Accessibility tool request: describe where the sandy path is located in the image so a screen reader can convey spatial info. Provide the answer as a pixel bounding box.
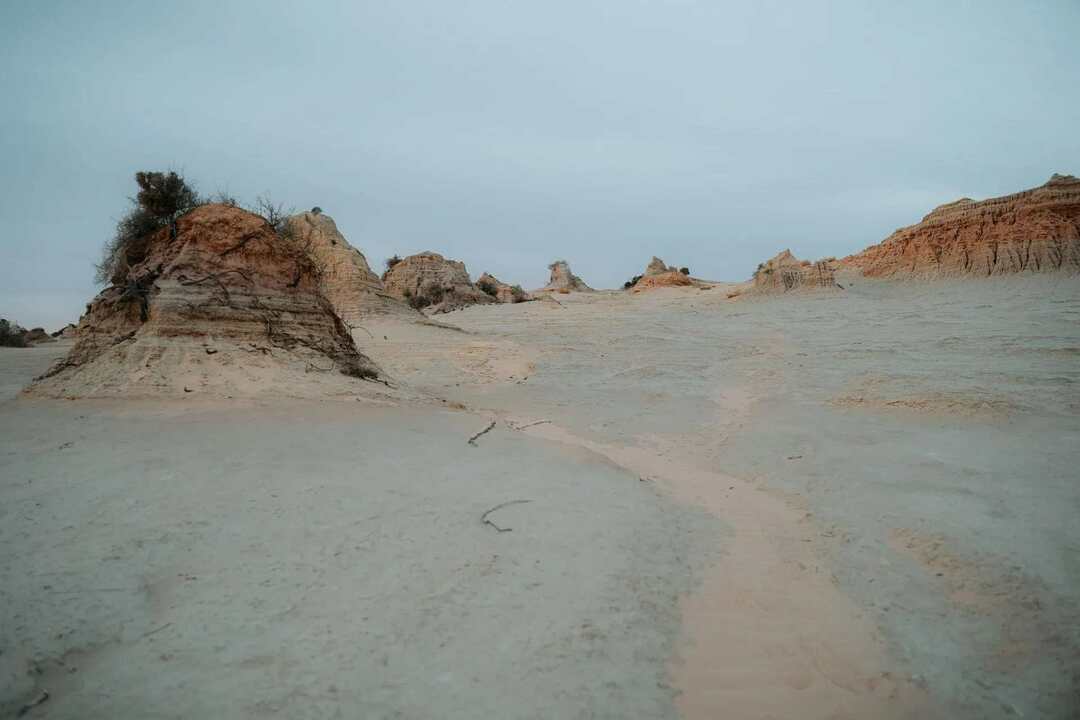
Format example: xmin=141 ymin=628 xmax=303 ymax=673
xmin=509 ymin=419 xmax=933 ymax=719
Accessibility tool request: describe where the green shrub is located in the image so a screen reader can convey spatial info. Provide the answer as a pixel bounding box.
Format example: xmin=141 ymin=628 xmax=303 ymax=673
xmin=96 ymin=171 xmax=202 ymax=285
xmin=0 ymin=319 xmax=28 ymax=347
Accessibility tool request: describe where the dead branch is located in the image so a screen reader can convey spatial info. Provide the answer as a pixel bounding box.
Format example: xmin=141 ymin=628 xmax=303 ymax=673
xmin=509 ymin=419 xmax=551 ymax=431
xmin=467 ymin=419 xmax=497 ymax=446
xmin=17 ymin=690 xmax=49 ymax=717
xmin=219 ymin=230 xmax=263 ymax=256
xmin=481 ymin=499 xmax=531 ymax=532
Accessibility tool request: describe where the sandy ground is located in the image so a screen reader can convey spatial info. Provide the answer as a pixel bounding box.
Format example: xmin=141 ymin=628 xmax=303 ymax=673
xmin=3 ymin=274 xmax=1079 ymax=718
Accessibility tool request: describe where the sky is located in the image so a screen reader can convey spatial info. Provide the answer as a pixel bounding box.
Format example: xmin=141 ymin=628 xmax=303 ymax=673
xmin=1 ymin=0 xmax=1078 ymax=329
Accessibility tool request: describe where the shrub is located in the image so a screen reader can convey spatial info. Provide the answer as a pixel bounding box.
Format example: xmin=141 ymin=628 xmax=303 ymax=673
xmin=254 ymin=195 xmax=294 ymax=237
xmin=623 ymin=274 xmax=643 ymax=289
xmin=385 ymin=255 xmax=402 ymax=272
xmin=96 ymin=171 xmax=202 ymax=285
xmin=476 ymin=278 xmax=499 ymax=297
xmin=679 ymin=267 xmax=690 ymax=275
xmin=0 ymin=319 xmax=28 ymax=347
xmin=509 ymin=284 xmax=527 ymax=302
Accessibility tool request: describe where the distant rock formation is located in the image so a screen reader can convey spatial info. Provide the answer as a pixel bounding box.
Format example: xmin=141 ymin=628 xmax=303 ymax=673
xmin=476 ymin=273 xmax=531 ymax=303
xmin=24 ymin=328 xmax=55 ymax=344
xmin=28 ymin=204 xmax=379 ymax=398
xmin=753 ymin=250 xmax=839 ymax=292
xmin=632 ymin=271 xmax=694 ymax=292
xmin=645 ymin=256 xmax=674 ymax=276
xmin=381 ymin=252 xmax=496 ymax=313
xmin=285 ymin=211 xmax=419 ymax=323
xmin=843 ymin=174 xmax=1080 ymax=277
xmin=542 ymin=260 xmax=593 ymax=292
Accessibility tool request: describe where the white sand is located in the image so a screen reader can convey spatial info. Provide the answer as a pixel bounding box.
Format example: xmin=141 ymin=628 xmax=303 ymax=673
xmin=2 ymin=274 xmax=1079 ymax=718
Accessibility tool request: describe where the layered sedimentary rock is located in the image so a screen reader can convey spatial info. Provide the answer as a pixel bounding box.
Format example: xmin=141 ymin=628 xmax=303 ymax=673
xmin=28 ymin=204 xmax=379 ymax=398
xmin=844 ymin=174 xmax=1080 ymax=277
xmin=285 ymin=211 xmax=419 ymax=323
xmin=629 ymin=256 xmax=695 ymax=292
xmin=753 ymin=250 xmax=838 ymax=292
xmin=476 ymin=273 xmax=531 ymax=303
xmin=542 ymin=260 xmax=593 ymax=292
xmin=381 ymin=252 xmax=496 ymax=313
xmin=632 ymin=271 xmax=694 ymax=292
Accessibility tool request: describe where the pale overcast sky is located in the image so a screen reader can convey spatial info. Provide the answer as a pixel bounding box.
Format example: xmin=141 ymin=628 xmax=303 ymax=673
xmin=2 ymin=0 xmax=1078 ymax=328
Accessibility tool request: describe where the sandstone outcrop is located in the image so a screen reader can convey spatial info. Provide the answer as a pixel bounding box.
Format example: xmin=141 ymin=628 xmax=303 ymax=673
xmin=542 ymin=260 xmax=593 ymax=292
xmin=645 ymin=256 xmax=674 ymax=276
xmin=843 ymin=174 xmax=1080 ymax=277
xmin=627 ymin=256 xmax=696 ymax=292
xmin=381 ymin=252 xmax=496 ymax=313
xmin=752 ymin=250 xmax=839 ymax=292
xmin=476 ymin=273 xmax=531 ymax=303
xmin=632 ymin=271 xmax=694 ymax=292
xmin=285 ymin=211 xmax=419 ymax=323
xmin=28 ymin=204 xmax=380 ymax=398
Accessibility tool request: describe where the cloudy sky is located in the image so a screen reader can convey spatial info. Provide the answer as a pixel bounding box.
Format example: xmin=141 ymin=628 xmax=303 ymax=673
xmin=2 ymin=0 xmax=1078 ymax=328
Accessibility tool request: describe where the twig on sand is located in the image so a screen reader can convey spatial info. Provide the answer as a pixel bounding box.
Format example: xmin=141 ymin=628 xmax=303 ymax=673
xmin=17 ymin=690 xmax=49 ymax=717
xmin=508 ymin=419 xmax=551 ymax=431
xmin=481 ymin=499 xmax=531 ymax=532
xmin=467 ymin=419 xmax=497 ymax=446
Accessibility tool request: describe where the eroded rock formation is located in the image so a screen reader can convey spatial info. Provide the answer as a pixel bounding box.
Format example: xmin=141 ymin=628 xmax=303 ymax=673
xmin=542 ymin=260 xmax=593 ymax=292
xmin=51 ymin=324 xmax=77 ymax=339
xmin=476 ymin=273 xmax=531 ymax=303
xmin=844 ymin=174 xmax=1080 ymax=277
xmin=24 ymin=328 xmax=55 ymax=344
xmin=627 ymin=256 xmax=696 ymax=292
xmin=753 ymin=250 xmax=838 ymax=292
xmin=632 ymin=271 xmax=694 ymax=292
xmin=285 ymin=211 xmax=419 ymax=323
xmin=381 ymin=252 xmax=496 ymax=313
xmin=28 ymin=204 xmax=379 ymax=398
xmin=645 ymin=256 xmax=674 ymax=276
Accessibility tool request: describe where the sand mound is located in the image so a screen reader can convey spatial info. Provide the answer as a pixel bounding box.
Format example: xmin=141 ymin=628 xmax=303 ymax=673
xmin=476 ymin=273 xmax=532 ymax=303
xmin=286 ymin=211 xmax=419 ymax=323
xmin=842 ymin=173 xmax=1080 ymax=277
xmin=542 ymin=260 xmax=593 ymax=292
xmin=27 ymin=204 xmax=380 ymax=399
xmin=381 ymin=252 xmax=496 ymax=313
xmin=751 ymin=250 xmax=839 ymax=293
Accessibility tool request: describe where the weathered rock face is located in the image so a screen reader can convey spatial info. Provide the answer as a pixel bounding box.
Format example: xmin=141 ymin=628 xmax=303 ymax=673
xmin=753 ymin=250 xmax=838 ymax=292
xmin=844 ymin=174 xmax=1080 ymax=277
xmin=645 ymin=256 xmax=674 ymax=276
xmin=381 ymin=252 xmax=496 ymax=313
xmin=542 ymin=260 xmax=593 ymax=292
xmin=476 ymin=273 xmax=531 ymax=303
xmin=51 ymin=324 xmax=77 ymax=339
xmin=632 ymin=271 xmax=693 ymax=292
xmin=285 ymin=211 xmax=419 ymax=323
xmin=28 ymin=204 xmax=379 ymax=398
